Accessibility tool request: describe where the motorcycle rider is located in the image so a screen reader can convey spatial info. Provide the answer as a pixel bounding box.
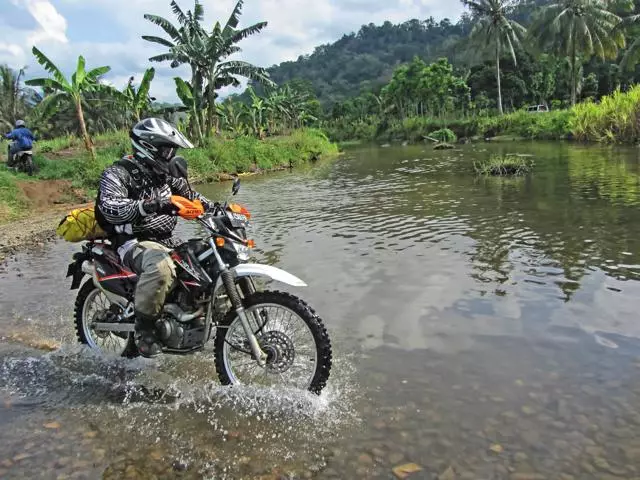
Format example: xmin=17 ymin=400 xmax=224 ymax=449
xmin=95 ymin=117 xmax=214 ymax=358
xmin=5 ymin=120 xmax=36 ymax=168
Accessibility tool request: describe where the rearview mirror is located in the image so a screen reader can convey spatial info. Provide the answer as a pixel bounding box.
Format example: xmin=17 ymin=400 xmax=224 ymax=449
xmin=232 ymin=177 xmax=240 ymax=196
xmin=169 ymin=156 xmax=188 ymax=179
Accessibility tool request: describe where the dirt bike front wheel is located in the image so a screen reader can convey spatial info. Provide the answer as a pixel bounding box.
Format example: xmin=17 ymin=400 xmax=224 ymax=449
xmin=214 ymin=290 xmax=332 ymax=394
xmin=74 ymin=280 xmax=137 ymax=358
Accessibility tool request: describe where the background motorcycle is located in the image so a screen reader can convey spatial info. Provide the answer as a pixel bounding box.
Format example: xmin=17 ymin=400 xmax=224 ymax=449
xmin=67 ymin=159 xmax=332 ymax=393
xmin=7 ymin=142 xmax=35 ymax=176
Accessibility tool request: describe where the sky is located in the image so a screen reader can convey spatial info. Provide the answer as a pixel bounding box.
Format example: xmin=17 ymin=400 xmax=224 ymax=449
xmin=0 ymin=0 xmax=465 ymax=102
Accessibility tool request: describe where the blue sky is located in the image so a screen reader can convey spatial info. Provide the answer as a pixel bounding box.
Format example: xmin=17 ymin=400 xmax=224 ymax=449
xmin=0 ymin=0 xmax=465 ymax=102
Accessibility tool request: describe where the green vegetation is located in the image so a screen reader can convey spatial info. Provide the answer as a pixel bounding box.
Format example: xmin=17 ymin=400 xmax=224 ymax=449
xmin=0 ymin=0 xmax=340 ymax=224
xmin=428 ymin=128 xmax=457 ymax=143
xmin=143 ymin=0 xmax=271 ymax=143
xmin=571 ymin=84 xmax=640 ymax=143
xmin=0 ymin=128 xmax=336 ymax=223
xmin=473 ymin=154 xmax=534 ymax=175
xmin=0 ymin=169 xmax=28 ymax=221
xmin=25 ymin=47 xmax=116 ymax=159
xmin=462 ymin=0 xmax=526 ymax=115
xmin=529 ymin=0 xmax=625 ymax=106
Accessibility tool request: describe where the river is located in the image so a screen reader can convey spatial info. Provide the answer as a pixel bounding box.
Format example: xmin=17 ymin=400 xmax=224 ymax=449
xmin=1 ymin=141 xmax=640 ymax=479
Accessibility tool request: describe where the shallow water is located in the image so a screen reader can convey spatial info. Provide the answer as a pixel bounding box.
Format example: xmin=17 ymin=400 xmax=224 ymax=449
xmin=2 ymin=141 xmax=640 ymax=479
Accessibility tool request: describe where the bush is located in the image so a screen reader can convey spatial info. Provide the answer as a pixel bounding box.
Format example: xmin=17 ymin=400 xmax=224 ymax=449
xmin=428 ymin=128 xmax=457 ymax=143
xmin=473 ymin=154 xmax=534 ymax=176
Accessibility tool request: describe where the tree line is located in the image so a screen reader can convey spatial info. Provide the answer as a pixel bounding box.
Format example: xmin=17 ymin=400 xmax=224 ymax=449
xmin=0 ymin=0 xmax=319 ymax=160
xmin=267 ymin=0 xmax=640 ymax=116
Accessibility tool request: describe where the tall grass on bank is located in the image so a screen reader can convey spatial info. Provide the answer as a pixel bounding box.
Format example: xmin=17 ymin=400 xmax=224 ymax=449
xmin=571 ymin=86 xmax=640 ymax=143
xmin=34 ymin=128 xmax=337 ymax=191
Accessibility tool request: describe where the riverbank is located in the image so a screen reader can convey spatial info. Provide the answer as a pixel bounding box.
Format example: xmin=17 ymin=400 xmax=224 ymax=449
xmin=325 ymin=85 xmax=640 ymax=145
xmin=0 ymin=128 xmax=337 ymax=221
xmin=0 ymin=128 xmax=338 ymax=255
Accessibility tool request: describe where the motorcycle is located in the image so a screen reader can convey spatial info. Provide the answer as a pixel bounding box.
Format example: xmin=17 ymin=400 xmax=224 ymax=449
xmin=7 ymin=143 xmax=35 ymax=176
xmin=66 ymin=159 xmax=332 ymax=393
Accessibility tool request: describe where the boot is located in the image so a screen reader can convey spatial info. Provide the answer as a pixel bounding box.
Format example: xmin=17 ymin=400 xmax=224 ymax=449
xmin=134 ymin=314 xmax=163 ymax=358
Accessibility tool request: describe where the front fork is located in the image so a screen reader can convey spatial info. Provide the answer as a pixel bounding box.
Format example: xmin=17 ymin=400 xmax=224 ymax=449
xmin=210 ymin=238 xmax=267 ymax=366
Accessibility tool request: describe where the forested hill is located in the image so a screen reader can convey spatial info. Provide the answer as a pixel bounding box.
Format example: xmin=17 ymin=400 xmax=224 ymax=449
xmin=263 ymin=0 xmax=552 ymax=106
xmin=265 ymin=17 xmax=472 ymax=105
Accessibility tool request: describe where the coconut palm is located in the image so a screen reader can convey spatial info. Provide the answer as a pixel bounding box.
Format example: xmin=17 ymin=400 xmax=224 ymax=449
xmin=618 ymin=11 xmax=640 ymax=71
xmin=529 ymin=0 xmax=624 ymax=105
xmin=25 ymin=47 xmax=112 ymax=159
xmin=0 ymin=65 xmax=40 ymax=130
xmin=461 ymin=0 xmax=526 ymax=114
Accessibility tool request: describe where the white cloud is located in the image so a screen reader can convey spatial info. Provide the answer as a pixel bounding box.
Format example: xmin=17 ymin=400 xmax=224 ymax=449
xmin=0 ymin=0 xmax=465 ymax=102
xmin=24 ymin=0 xmax=68 ymax=44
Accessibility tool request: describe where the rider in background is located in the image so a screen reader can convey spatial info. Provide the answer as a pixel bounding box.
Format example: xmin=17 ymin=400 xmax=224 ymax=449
xmin=5 ymin=120 xmax=36 ymax=167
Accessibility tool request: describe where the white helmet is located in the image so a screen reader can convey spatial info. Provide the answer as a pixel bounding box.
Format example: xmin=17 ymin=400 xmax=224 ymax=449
xmin=130 ymin=118 xmax=194 ymax=174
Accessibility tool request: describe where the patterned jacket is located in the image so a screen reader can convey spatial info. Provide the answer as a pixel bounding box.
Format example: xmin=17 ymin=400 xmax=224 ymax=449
xmin=96 ymin=155 xmax=213 ymax=249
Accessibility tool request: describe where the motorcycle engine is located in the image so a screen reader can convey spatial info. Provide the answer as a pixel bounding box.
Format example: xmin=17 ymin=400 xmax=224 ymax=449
xmin=155 ymin=312 xmax=184 ymax=349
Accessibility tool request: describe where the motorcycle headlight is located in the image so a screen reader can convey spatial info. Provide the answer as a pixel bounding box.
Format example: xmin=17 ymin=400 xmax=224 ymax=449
xmin=232 ymin=241 xmax=251 ymax=261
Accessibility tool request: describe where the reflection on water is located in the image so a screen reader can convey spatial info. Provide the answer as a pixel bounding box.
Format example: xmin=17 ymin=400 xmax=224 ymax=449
xmin=1 ymin=141 xmax=640 ymax=478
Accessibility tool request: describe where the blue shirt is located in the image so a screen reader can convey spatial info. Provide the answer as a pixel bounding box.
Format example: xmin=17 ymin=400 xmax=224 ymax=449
xmin=5 ymin=127 xmax=35 ymax=150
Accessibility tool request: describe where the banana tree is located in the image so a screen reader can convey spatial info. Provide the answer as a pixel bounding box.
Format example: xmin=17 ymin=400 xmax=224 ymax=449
xmin=244 ymin=86 xmax=266 ymax=137
xmin=190 ymin=0 xmax=273 ymax=135
xmin=143 ymin=1 xmax=207 ymax=133
xmin=174 ymin=77 xmax=203 ymax=144
xmin=217 ymin=101 xmax=245 ymax=135
xmin=25 ymin=47 xmax=112 ymax=159
xmin=264 ymin=87 xmax=292 ymax=134
xmin=120 ymin=68 xmax=156 ymax=122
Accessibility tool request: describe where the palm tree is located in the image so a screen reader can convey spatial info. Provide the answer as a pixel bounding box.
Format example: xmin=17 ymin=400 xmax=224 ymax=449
xmin=461 ymin=0 xmax=525 ymax=114
xmin=0 ymin=65 xmax=40 ymax=130
xmin=619 ymin=11 xmax=640 ymax=72
xmin=120 ymin=68 xmax=156 ymax=122
xmin=25 ymin=47 xmax=112 ymax=159
xmin=529 ymin=0 xmax=624 ymax=106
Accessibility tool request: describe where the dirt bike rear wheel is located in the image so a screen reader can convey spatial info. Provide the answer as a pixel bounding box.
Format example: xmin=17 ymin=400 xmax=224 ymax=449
xmin=214 ymin=290 xmax=332 ymax=394
xmin=74 ymin=280 xmax=138 ymax=358
xmin=25 ymin=156 xmax=34 ymax=176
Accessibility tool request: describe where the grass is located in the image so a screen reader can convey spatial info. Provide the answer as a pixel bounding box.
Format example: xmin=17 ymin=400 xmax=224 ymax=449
xmin=0 ymin=168 xmax=28 ymax=221
xmin=571 ymin=85 xmax=640 ymax=143
xmin=0 ymin=128 xmax=339 ymax=224
xmin=473 ymin=154 xmax=534 ymax=176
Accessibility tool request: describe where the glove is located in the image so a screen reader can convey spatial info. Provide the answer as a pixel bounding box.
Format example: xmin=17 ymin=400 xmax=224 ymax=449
xmin=141 ymin=198 xmax=176 ymax=216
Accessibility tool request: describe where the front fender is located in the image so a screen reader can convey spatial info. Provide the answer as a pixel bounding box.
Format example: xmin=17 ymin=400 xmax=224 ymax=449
xmin=215 ymin=263 xmax=308 ymax=292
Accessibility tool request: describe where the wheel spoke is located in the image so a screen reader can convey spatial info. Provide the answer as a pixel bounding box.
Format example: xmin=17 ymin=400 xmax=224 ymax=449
xmin=221 ymin=298 xmax=320 ymax=390
xmin=82 ymin=288 xmax=128 ymax=356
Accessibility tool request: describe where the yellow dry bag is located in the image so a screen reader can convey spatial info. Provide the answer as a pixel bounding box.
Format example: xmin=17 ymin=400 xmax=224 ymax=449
xmin=56 ymin=206 xmax=107 ymax=243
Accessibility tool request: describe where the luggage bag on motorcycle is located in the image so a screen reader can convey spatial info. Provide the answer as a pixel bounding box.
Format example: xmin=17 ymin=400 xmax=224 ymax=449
xmin=56 ymin=206 xmax=107 ymax=242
